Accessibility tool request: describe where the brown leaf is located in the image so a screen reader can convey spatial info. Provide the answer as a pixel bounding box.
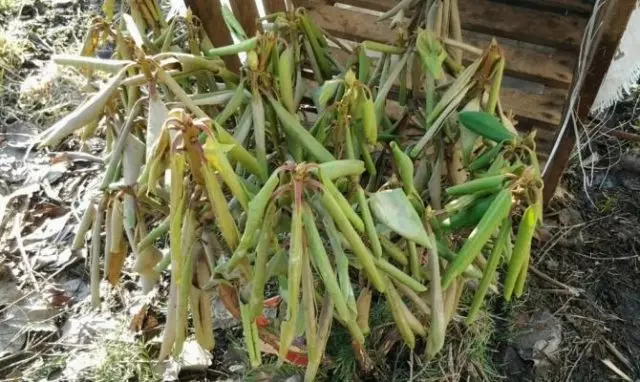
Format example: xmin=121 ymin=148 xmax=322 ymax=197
xmin=217 ymin=282 xmax=240 ymax=319
xmin=130 ymin=303 xmax=160 ymax=333
xmin=106 ymin=241 xmax=127 ymax=286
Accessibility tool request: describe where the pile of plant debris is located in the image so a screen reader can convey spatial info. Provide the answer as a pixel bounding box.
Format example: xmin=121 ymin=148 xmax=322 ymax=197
xmin=0 ymin=0 xmax=570 ymax=380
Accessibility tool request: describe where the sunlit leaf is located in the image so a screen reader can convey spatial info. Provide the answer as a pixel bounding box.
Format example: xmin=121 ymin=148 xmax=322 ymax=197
xmin=370 ymin=189 xmax=433 ymax=249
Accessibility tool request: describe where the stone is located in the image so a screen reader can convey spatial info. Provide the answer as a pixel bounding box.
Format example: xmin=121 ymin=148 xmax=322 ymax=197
xmin=512 ymin=310 xmax=562 ymax=367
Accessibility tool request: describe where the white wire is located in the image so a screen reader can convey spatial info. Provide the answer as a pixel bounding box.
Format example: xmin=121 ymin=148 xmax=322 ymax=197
xmin=542 ymin=0 xmax=606 ymax=178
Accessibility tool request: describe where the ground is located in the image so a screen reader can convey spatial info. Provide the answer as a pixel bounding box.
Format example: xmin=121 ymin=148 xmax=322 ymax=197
xmin=1 ymin=1 xmax=639 ymax=381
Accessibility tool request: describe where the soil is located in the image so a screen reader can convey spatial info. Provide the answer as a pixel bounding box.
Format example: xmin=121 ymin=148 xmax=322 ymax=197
xmin=496 ymin=168 xmax=640 ymax=381
xmin=1 ymin=1 xmax=640 ymax=381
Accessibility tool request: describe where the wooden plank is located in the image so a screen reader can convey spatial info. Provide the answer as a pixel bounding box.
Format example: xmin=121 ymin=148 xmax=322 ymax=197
xmin=187 ymin=0 xmax=241 ymax=72
xmin=542 ymin=0 xmax=637 ymax=204
xmin=229 ymin=0 xmax=260 ymax=37
xmin=501 ymin=88 xmax=566 ymax=128
xmin=459 ymin=0 xmax=585 ymax=50
xmin=487 ymin=0 xmax=592 ymax=16
xmin=324 ymin=0 xmax=585 ymax=50
xmin=264 ymin=0 xmax=287 ymax=13
xmin=336 ymin=0 xmax=591 ymax=15
xmin=307 ymin=4 xmax=574 ymax=87
xmin=462 ymin=32 xmax=574 ymax=89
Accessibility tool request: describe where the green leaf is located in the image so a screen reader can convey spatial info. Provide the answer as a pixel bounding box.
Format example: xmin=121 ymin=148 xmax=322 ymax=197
xmin=370 ymin=189 xmax=433 ymax=249
xmin=458 ymin=111 xmax=516 ymax=143
xmin=458 ymin=98 xmax=481 ymax=164
xmin=417 ymin=29 xmax=446 ymax=78
xmin=315 ymin=79 xmax=341 ymax=109
xmin=221 ymin=4 xmax=247 ymax=41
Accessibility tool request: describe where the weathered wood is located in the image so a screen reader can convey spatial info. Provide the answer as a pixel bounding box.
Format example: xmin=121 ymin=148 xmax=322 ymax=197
xmin=319 ymin=0 xmax=585 ymax=49
xmin=542 ymin=0 xmax=637 ymax=204
xmin=500 ymin=88 xmax=567 ymax=128
xmin=306 ymin=4 xmax=574 ymax=87
xmin=487 ymin=0 xmax=592 ymax=16
xmin=264 ymin=0 xmax=287 ymax=13
xmin=460 ymin=0 xmax=585 ymax=50
xmin=186 ymin=0 xmax=241 ymax=72
xmin=335 ymin=0 xmax=591 ymax=15
xmin=463 ymin=32 xmax=575 ymax=88
xmin=230 ymin=0 xmax=260 ymax=37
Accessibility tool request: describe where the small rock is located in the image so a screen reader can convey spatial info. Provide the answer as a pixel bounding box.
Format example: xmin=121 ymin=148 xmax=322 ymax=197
xmin=512 ymin=310 xmax=562 ymax=368
xmin=155 ymin=359 xmax=179 ymax=381
xmin=502 ymin=346 xmax=531 ymax=380
xmin=179 ymin=340 xmax=212 ymax=372
xmin=228 ymin=364 xmax=245 ymax=373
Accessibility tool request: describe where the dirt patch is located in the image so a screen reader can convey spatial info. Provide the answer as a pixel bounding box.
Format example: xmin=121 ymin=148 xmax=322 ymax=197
xmin=491 ymin=162 xmax=640 ymax=381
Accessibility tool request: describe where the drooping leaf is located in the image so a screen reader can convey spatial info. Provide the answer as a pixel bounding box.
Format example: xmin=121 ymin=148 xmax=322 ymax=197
xmin=370 ymin=189 xmax=433 ymax=249
xmin=122 ymin=13 xmax=145 ymax=48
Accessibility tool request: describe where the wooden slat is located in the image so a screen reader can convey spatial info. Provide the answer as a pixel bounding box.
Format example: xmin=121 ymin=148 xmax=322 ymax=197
xmin=187 ymin=0 xmax=241 ymax=72
xmin=460 ymin=0 xmax=585 ymax=50
xmin=230 ymin=0 xmax=260 ymax=37
xmin=487 ymin=0 xmax=592 ymax=16
xmin=325 ymin=0 xmax=585 ymax=50
xmin=501 ymin=88 xmax=566 ymax=128
xmin=337 ymin=0 xmax=591 ymax=15
xmin=264 ymin=0 xmax=287 ymax=13
xmin=462 ymin=32 xmax=574 ymax=89
xmin=307 ymin=4 xmax=574 ymax=87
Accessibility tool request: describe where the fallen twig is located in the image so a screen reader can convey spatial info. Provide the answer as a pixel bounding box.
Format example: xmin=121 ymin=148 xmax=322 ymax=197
xmin=12 ymin=214 xmax=42 ymax=293
xmin=601 ymin=359 xmax=632 ymax=381
xmin=529 ymin=265 xmax=582 ymax=297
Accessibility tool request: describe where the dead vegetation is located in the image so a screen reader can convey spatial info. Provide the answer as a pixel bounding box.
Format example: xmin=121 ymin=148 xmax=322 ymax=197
xmin=0 ymin=0 xmax=639 ymax=381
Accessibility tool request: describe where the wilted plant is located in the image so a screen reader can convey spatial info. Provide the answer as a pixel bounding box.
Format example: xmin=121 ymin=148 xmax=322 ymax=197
xmin=54 ymin=0 xmax=544 ymax=380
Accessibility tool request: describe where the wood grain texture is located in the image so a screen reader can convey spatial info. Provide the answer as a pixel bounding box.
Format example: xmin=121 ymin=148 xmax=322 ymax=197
xmin=230 ymin=0 xmax=260 ymax=37
xmin=500 ymin=88 xmax=567 ymax=128
xmin=320 ymin=0 xmax=585 ymax=49
xmin=186 ymin=0 xmax=241 ymax=72
xmin=480 ymin=0 xmax=592 ymax=16
xmin=459 ymin=0 xmax=585 ymax=50
xmin=333 ymin=0 xmax=591 ymax=15
xmin=463 ymin=32 xmax=575 ymax=89
xmin=264 ymin=0 xmax=287 ymax=13
xmin=308 ymin=4 xmax=575 ymax=87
